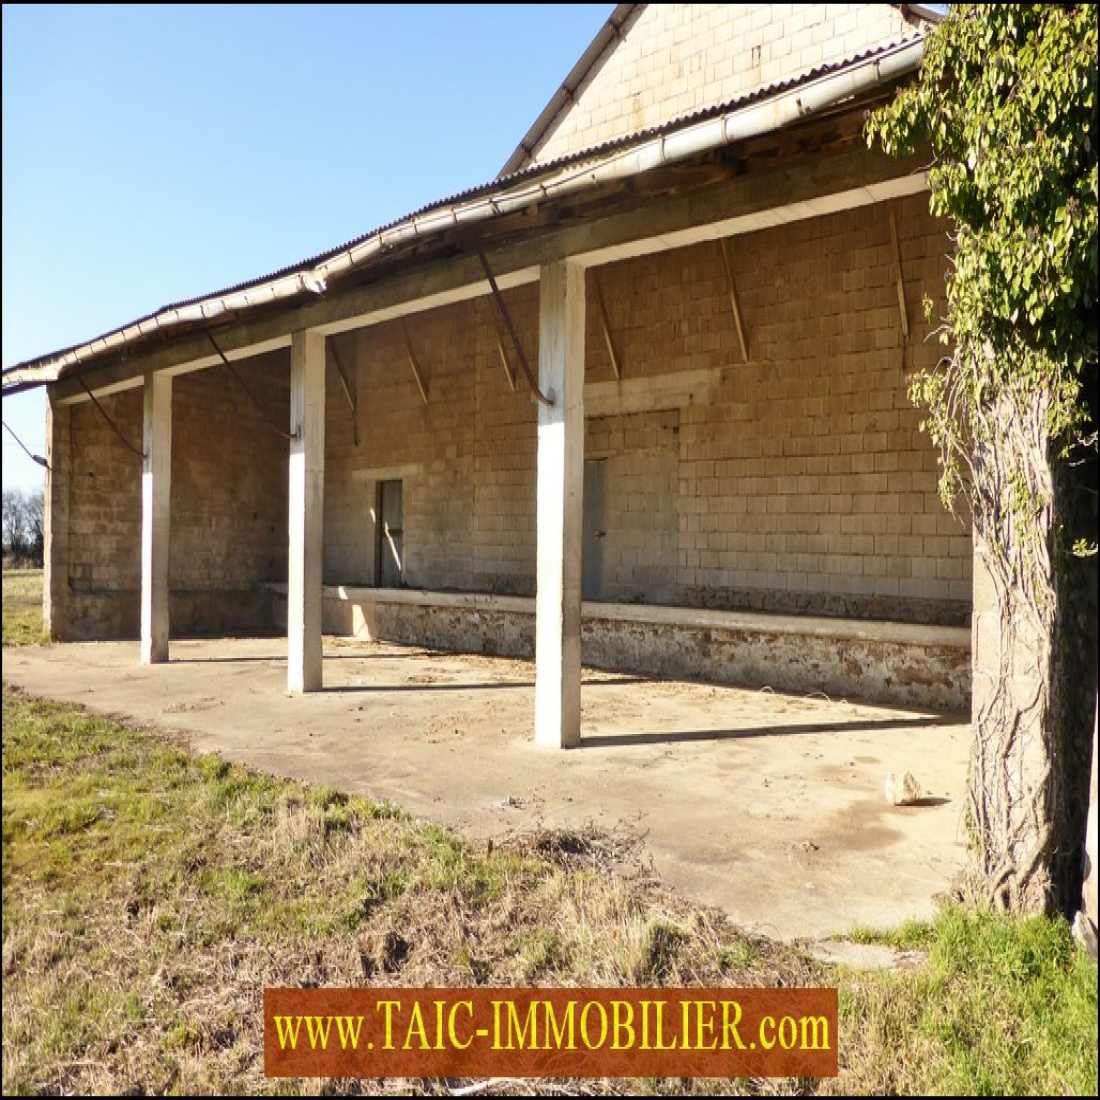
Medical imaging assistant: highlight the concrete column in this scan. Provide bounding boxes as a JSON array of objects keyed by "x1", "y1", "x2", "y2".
[
  {"x1": 534, "y1": 259, "x2": 585, "y2": 748},
  {"x1": 288, "y1": 329, "x2": 326, "y2": 693},
  {"x1": 43, "y1": 395, "x2": 71, "y2": 639},
  {"x1": 140, "y1": 373, "x2": 172, "y2": 664}
]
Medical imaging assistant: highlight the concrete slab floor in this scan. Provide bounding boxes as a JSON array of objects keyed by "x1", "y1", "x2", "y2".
[{"x1": 2, "y1": 636, "x2": 971, "y2": 941}]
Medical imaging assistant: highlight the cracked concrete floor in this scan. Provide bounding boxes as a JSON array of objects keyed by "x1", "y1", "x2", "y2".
[{"x1": 3, "y1": 635, "x2": 970, "y2": 941}]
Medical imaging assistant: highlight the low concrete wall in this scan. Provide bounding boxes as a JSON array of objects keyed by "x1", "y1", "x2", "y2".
[
  {"x1": 270, "y1": 586, "x2": 971, "y2": 711},
  {"x1": 61, "y1": 589, "x2": 275, "y2": 641}
]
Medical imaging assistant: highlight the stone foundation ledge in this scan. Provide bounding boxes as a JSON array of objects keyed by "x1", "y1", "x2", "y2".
[{"x1": 268, "y1": 585, "x2": 971, "y2": 712}]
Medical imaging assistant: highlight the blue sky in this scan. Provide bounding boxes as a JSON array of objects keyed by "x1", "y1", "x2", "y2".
[{"x1": 1, "y1": 4, "x2": 611, "y2": 491}]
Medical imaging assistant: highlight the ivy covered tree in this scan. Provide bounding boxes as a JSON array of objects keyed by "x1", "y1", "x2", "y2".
[{"x1": 870, "y1": 5, "x2": 1098, "y2": 915}]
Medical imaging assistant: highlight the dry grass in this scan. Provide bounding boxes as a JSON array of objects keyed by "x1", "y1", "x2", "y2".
[{"x1": 1, "y1": 688, "x2": 817, "y2": 1096}]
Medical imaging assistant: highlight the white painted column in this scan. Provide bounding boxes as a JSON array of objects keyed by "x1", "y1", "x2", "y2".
[
  {"x1": 288, "y1": 329, "x2": 326, "y2": 693},
  {"x1": 535, "y1": 259, "x2": 585, "y2": 748},
  {"x1": 140, "y1": 373, "x2": 172, "y2": 664},
  {"x1": 43, "y1": 396, "x2": 71, "y2": 640}
]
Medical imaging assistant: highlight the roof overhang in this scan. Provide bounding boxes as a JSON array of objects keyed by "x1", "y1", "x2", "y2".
[{"x1": 2, "y1": 36, "x2": 925, "y2": 397}]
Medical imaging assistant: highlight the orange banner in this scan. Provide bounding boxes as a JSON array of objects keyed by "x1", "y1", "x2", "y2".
[{"x1": 264, "y1": 987, "x2": 837, "y2": 1078}]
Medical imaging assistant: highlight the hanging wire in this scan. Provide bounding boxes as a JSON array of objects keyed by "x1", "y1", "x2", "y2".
[
  {"x1": 76, "y1": 377, "x2": 145, "y2": 458},
  {"x1": 2, "y1": 420, "x2": 49, "y2": 469},
  {"x1": 206, "y1": 333, "x2": 298, "y2": 441}
]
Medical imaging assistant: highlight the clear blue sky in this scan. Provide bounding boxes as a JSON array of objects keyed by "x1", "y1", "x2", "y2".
[{"x1": 1, "y1": 3, "x2": 611, "y2": 492}]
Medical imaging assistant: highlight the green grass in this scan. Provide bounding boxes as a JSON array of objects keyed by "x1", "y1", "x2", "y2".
[
  {"x1": 834, "y1": 908, "x2": 1097, "y2": 1095},
  {"x1": 2, "y1": 569, "x2": 50, "y2": 647}
]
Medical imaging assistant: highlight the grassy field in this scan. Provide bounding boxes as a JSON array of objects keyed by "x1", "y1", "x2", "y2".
[
  {"x1": 2, "y1": 569, "x2": 49, "y2": 647},
  {"x1": 2, "y1": 571, "x2": 1097, "y2": 1095}
]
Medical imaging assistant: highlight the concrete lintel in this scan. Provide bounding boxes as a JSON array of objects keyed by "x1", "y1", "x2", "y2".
[
  {"x1": 52, "y1": 335, "x2": 292, "y2": 406},
  {"x1": 46, "y1": 151, "x2": 928, "y2": 405},
  {"x1": 140, "y1": 373, "x2": 172, "y2": 664},
  {"x1": 535, "y1": 259, "x2": 585, "y2": 748},
  {"x1": 349, "y1": 463, "x2": 424, "y2": 483},
  {"x1": 287, "y1": 329, "x2": 326, "y2": 693}
]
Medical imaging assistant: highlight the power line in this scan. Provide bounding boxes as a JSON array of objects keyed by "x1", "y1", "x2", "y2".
[{"x1": 2, "y1": 420, "x2": 48, "y2": 469}]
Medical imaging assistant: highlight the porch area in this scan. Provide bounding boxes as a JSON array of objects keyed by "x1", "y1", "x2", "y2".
[{"x1": 2, "y1": 635, "x2": 970, "y2": 940}]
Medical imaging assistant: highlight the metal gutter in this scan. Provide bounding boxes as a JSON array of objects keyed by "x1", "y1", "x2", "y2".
[{"x1": 2, "y1": 36, "x2": 925, "y2": 395}]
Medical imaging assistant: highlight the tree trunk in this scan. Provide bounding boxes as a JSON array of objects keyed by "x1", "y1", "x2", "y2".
[
  {"x1": 1085, "y1": 692, "x2": 1098, "y2": 927},
  {"x1": 969, "y1": 390, "x2": 1097, "y2": 915}
]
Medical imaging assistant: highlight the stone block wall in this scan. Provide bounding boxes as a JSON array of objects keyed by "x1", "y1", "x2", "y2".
[
  {"x1": 318, "y1": 191, "x2": 970, "y2": 627},
  {"x1": 56, "y1": 192, "x2": 970, "y2": 643},
  {"x1": 56, "y1": 354, "x2": 289, "y2": 639}
]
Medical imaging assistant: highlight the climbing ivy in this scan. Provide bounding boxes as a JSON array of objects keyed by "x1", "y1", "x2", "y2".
[
  {"x1": 869, "y1": 5, "x2": 1098, "y2": 916},
  {"x1": 870, "y1": 3, "x2": 1097, "y2": 517}
]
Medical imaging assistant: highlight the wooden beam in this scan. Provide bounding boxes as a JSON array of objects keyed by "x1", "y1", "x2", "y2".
[
  {"x1": 888, "y1": 202, "x2": 910, "y2": 341},
  {"x1": 478, "y1": 251, "x2": 554, "y2": 406},
  {"x1": 328, "y1": 339, "x2": 359, "y2": 446},
  {"x1": 401, "y1": 320, "x2": 429, "y2": 406},
  {"x1": 496, "y1": 335, "x2": 517, "y2": 392},
  {"x1": 591, "y1": 270, "x2": 622, "y2": 381},
  {"x1": 718, "y1": 238, "x2": 749, "y2": 362}
]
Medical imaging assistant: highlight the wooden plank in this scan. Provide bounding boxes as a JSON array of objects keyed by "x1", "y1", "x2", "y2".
[
  {"x1": 479, "y1": 251, "x2": 553, "y2": 406},
  {"x1": 401, "y1": 320, "x2": 429, "y2": 406},
  {"x1": 888, "y1": 202, "x2": 910, "y2": 341},
  {"x1": 328, "y1": 338, "x2": 359, "y2": 446},
  {"x1": 496, "y1": 335, "x2": 516, "y2": 392},
  {"x1": 718, "y1": 238, "x2": 749, "y2": 362},
  {"x1": 592, "y1": 270, "x2": 622, "y2": 381}
]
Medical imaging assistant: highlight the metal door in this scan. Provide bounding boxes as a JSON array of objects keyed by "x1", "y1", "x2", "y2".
[
  {"x1": 582, "y1": 459, "x2": 606, "y2": 601},
  {"x1": 378, "y1": 480, "x2": 403, "y2": 588}
]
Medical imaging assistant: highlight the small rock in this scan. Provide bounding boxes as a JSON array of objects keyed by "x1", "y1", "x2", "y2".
[{"x1": 885, "y1": 772, "x2": 922, "y2": 806}]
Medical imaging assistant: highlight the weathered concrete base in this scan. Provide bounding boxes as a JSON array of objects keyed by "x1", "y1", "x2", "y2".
[
  {"x1": 270, "y1": 586, "x2": 971, "y2": 711},
  {"x1": 62, "y1": 589, "x2": 276, "y2": 641}
]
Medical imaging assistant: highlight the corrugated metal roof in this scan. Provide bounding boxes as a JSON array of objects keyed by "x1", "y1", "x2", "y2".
[
  {"x1": 500, "y1": 2, "x2": 938, "y2": 176},
  {"x1": 3, "y1": 32, "x2": 925, "y2": 386}
]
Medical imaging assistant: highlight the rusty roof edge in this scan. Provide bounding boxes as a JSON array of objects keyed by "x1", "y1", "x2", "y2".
[{"x1": 3, "y1": 36, "x2": 926, "y2": 394}]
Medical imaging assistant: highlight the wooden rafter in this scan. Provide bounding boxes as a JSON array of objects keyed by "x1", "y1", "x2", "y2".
[
  {"x1": 592, "y1": 270, "x2": 622, "y2": 381},
  {"x1": 401, "y1": 320, "x2": 429, "y2": 406},
  {"x1": 888, "y1": 202, "x2": 910, "y2": 341},
  {"x1": 328, "y1": 338, "x2": 359, "y2": 447},
  {"x1": 718, "y1": 238, "x2": 749, "y2": 362}
]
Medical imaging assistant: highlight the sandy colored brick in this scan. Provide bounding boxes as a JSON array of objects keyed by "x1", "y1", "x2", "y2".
[{"x1": 525, "y1": 4, "x2": 929, "y2": 169}]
